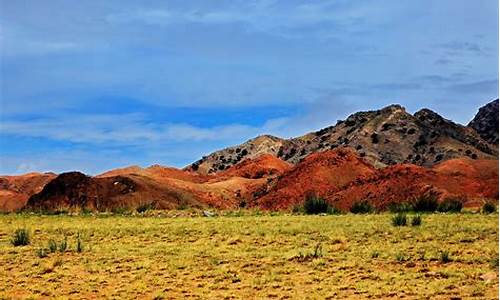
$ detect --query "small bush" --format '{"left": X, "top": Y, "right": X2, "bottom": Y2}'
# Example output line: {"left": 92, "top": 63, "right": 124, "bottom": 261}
{"left": 59, "top": 236, "right": 67, "bottom": 252}
{"left": 411, "top": 215, "right": 422, "bottom": 226}
{"left": 395, "top": 252, "right": 406, "bottom": 262}
{"left": 392, "top": 213, "right": 407, "bottom": 226}
{"left": 136, "top": 202, "right": 155, "bottom": 213}
{"left": 440, "top": 251, "right": 451, "bottom": 263}
{"left": 76, "top": 233, "right": 83, "bottom": 253}
{"left": 303, "top": 194, "right": 338, "bottom": 215}
{"left": 326, "top": 206, "right": 341, "bottom": 215}
{"left": 388, "top": 202, "right": 413, "bottom": 213}
{"left": 437, "top": 198, "right": 463, "bottom": 213}
{"left": 412, "top": 193, "right": 438, "bottom": 212}
{"left": 48, "top": 240, "right": 57, "bottom": 253}
{"left": 36, "top": 248, "right": 48, "bottom": 258}
{"left": 350, "top": 200, "right": 373, "bottom": 214}
{"left": 294, "top": 243, "right": 323, "bottom": 262}
{"left": 482, "top": 202, "right": 497, "bottom": 214}
{"left": 371, "top": 251, "right": 380, "bottom": 259}
{"left": 11, "top": 228, "right": 30, "bottom": 246}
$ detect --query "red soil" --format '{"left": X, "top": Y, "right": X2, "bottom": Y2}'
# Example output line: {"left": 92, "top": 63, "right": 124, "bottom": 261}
{"left": 328, "top": 158, "right": 498, "bottom": 211}
{"left": 0, "top": 172, "right": 57, "bottom": 211}
{"left": 219, "top": 154, "right": 292, "bottom": 179}
{"left": 257, "top": 148, "right": 376, "bottom": 209}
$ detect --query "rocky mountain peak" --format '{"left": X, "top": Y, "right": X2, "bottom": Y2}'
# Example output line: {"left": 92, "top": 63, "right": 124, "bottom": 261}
{"left": 187, "top": 100, "right": 498, "bottom": 173}
{"left": 468, "top": 99, "right": 499, "bottom": 144}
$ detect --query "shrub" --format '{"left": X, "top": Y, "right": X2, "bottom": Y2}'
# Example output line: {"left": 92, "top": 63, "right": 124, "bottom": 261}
{"left": 76, "top": 233, "right": 83, "bottom": 253}
{"left": 326, "top": 206, "right": 341, "bottom": 215}
{"left": 371, "top": 251, "right": 380, "bottom": 259}
{"left": 440, "top": 251, "right": 451, "bottom": 263}
{"left": 350, "top": 200, "right": 373, "bottom": 214}
{"left": 11, "top": 228, "right": 30, "bottom": 246}
{"left": 294, "top": 243, "right": 323, "bottom": 262}
{"left": 48, "top": 240, "right": 57, "bottom": 253}
{"left": 392, "top": 213, "right": 407, "bottom": 226}
{"left": 388, "top": 202, "right": 413, "bottom": 213}
{"left": 395, "top": 252, "right": 406, "bottom": 262}
{"left": 437, "top": 198, "right": 463, "bottom": 213}
{"left": 411, "top": 215, "right": 422, "bottom": 226}
{"left": 136, "top": 202, "right": 155, "bottom": 213}
{"left": 482, "top": 202, "right": 497, "bottom": 214}
{"left": 303, "top": 194, "right": 337, "bottom": 215}
{"left": 36, "top": 248, "right": 48, "bottom": 258}
{"left": 59, "top": 236, "right": 67, "bottom": 252}
{"left": 412, "top": 193, "right": 438, "bottom": 212}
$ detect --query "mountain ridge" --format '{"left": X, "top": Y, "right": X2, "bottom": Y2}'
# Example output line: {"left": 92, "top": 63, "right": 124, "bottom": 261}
{"left": 186, "top": 100, "right": 498, "bottom": 174}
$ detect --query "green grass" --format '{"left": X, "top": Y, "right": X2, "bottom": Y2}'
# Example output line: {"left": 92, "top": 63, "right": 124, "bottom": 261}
{"left": 0, "top": 213, "right": 497, "bottom": 299}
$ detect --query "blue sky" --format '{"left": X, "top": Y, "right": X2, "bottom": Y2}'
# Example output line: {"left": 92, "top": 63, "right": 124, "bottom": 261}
{"left": 0, "top": 0, "right": 498, "bottom": 175}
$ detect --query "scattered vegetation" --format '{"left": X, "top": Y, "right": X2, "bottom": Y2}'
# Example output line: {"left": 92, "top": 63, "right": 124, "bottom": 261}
{"left": 0, "top": 213, "right": 497, "bottom": 298}
{"left": 293, "top": 243, "right": 323, "bottom": 262}
{"left": 437, "top": 198, "right": 463, "bottom": 213}
{"left": 11, "top": 228, "right": 30, "bottom": 246}
{"left": 350, "top": 200, "right": 374, "bottom": 214}
{"left": 391, "top": 213, "right": 407, "bottom": 226}
{"left": 412, "top": 193, "right": 439, "bottom": 212}
{"left": 482, "top": 202, "right": 497, "bottom": 214}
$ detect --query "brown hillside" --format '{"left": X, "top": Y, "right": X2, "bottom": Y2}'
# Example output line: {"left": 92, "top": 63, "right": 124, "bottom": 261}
{"left": 328, "top": 158, "right": 498, "bottom": 211}
{"left": 219, "top": 154, "right": 292, "bottom": 179}
{"left": 0, "top": 172, "right": 57, "bottom": 212}
{"left": 257, "top": 148, "right": 376, "bottom": 209}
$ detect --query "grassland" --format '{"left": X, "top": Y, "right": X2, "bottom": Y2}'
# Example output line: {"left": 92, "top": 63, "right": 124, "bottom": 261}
{"left": 0, "top": 212, "right": 498, "bottom": 299}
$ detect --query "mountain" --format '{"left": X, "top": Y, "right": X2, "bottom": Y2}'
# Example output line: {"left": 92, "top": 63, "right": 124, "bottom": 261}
{"left": 187, "top": 104, "right": 498, "bottom": 173}
{"left": 4, "top": 101, "right": 498, "bottom": 213}
{"left": 0, "top": 172, "right": 57, "bottom": 212}
{"left": 468, "top": 99, "right": 499, "bottom": 144}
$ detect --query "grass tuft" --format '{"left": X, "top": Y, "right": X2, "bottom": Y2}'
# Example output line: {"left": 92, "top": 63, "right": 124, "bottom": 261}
{"left": 437, "top": 198, "right": 463, "bottom": 213}
{"left": 11, "top": 228, "right": 30, "bottom": 246}
{"left": 391, "top": 213, "right": 407, "bottom": 226}
{"left": 76, "top": 233, "right": 84, "bottom": 253}
{"left": 350, "top": 200, "right": 373, "bottom": 214}
{"left": 482, "top": 202, "right": 497, "bottom": 214}
{"left": 48, "top": 239, "right": 57, "bottom": 253}
{"left": 303, "top": 194, "right": 339, "bottom": 215}
{"left": 59, "top": 236, "right": 68, "bottom": 252}
{"left": 440, "top": 251, "right": 451, "bottom": 263}
{"left": 412, "top": 193, "right": 438, "bottom": 212}
{"left": 411, "top": 214, "right": 422, "bottom": 226}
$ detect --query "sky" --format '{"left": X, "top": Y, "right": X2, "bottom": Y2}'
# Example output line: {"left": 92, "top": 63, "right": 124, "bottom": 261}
{"left": 0, "top": 0, "right": 498, "bottom": 175}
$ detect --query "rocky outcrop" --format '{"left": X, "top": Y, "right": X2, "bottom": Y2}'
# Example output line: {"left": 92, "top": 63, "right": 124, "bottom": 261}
{"left": 468, "top": 99, "right": 499, "bottom": 145}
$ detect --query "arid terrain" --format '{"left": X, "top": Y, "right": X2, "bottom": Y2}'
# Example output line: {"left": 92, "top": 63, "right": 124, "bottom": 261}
{"left": 0, "top": 213, "right": 497, "bottom": 299}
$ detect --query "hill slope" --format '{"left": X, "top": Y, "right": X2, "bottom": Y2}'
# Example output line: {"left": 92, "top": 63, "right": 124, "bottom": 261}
{"left": 187, "top": 103, "right": 498, "bottom": 173}
{"left": 0, "top": 173, "right": 57, "bottom": 212}
{"left": 468, "top": 99, "right": 499, "bottom": 144}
